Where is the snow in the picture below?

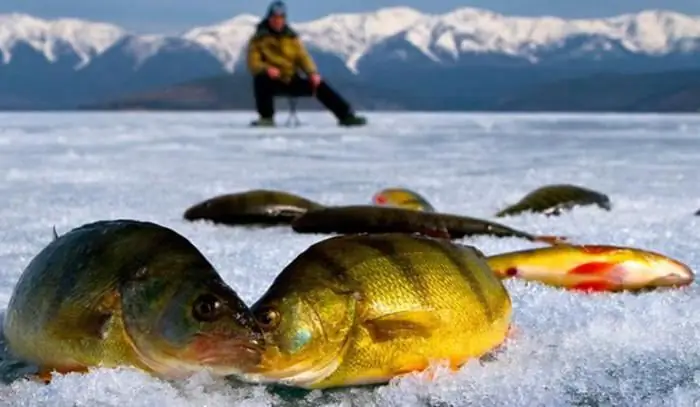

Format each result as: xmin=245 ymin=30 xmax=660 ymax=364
xmin=399 ymin=8 xmax=700 ymax=61
xmin=2 ymin=7 xmax=700 ymax=72
xmin=0 ymin=111 xmax=700 ymax=406
xmin=0 ymin=13 xmax=125 ymax=67
xmin=182 ymin=15 xmax=259 ymax=72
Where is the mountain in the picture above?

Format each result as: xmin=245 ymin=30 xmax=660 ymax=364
xmin=2 ymin=7 xmax=700 ymax=110
xmin=82 ymin=68 xmax=700 ymax=113
xmin=83 ymin=73 xmax=409 ymax=111
xmin=492 ymin=69 xmax=700 ymax=112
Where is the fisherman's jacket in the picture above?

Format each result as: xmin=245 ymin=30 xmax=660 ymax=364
xmin=246 ymin=22 xmax=317 ymax=82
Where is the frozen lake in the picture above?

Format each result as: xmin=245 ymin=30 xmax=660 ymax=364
xmin=0 ymin=111 xmax=699 ymax=406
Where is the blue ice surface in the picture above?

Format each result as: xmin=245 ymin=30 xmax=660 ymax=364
xmin=0 ymin=111 xmax=699 ymax=406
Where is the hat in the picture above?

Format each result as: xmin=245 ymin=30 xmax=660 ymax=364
xmin=266 ymin=1 xmax=287 ymax=17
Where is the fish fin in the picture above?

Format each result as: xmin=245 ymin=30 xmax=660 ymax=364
xmin=480 ymin=324 xmax=518 ymax=364
xmin=391 ymin=358 xmax=431 ymax=376
xmin=420 ymin=227 xmax=452 ymax=239
xmin=570 ymin=281 xmax=617 ymax=293
xmin=33 ymin=365 xmax=90 ymax=383
xmin=544 ymin=203 xmax=574 ymax=217
xmin=363 ymin=310 xmax=441 ymax=342
xmin=478 ymin=352 xmax=500 ymax=364
xmin=568 ymin=261 xmax=617 ymax=275
xmin=533 ymin=234 xmax=569 ymax=245
xmin=51 ymin=225 xmax=59 ymax=241
xmin=32 ymin=371 xmax=54 ymax=384
xmin=543 ymin=207 xmax=563 ymax=217
xmin=568 ymin=262 xmax=627 ymax=292
xmin=579 ymin=245 xmax=618 ymax=255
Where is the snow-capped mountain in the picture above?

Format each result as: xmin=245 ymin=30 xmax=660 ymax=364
xmin=0 ymin=13 xmax=123 ymax=67
xmin=1 ymin=6 xmax=700 ymax=109
xmin=4 ymin=7 xmax=700 ymax=72
xmin=389 ymin=9 xmax=700 ymax=62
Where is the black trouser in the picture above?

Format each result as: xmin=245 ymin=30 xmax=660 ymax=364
xmin=253 ymin=74 xmax=352 ymax=120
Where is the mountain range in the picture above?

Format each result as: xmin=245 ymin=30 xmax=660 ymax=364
xmin=2 ymin=7 xmax=700 ymax=111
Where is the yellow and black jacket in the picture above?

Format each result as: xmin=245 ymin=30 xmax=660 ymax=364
xmin=246 ymin=22 xmax=317 ymax=82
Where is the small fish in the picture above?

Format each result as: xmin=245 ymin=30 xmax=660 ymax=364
xmin=487 ymin=244 xmax=694 ymax=292
xmin=3 ymin=219 xmax=265 ymax=382
xmin=292 ymin=205 xmax=567 ymax=245
xmin=183 ymin=189 xmax=325 ymax=227
xmin=495 ymin=184 xmax=611 ymax=217
xmin=238 ymin=233 xmax=512 ymax=389
xmin=371 ymin=188 xmax=436 ymax=212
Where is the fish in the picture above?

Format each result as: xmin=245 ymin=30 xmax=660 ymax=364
xmin=495 ymin=184 xmax=611 ymax=217
xmin=183 ymin=189 xmax=325 ymax=227
xmin=486 ymin=244 xmax=695 ymax=292
xmin=238 ymin=233 xmax=513 ymax=389
xmin=371 ymin=188 xmax=436 ymax=212
xmin=3 ymin=219 xmax=265 ymax=382
xmin=292 ymin=205 xmax=567 ymax=245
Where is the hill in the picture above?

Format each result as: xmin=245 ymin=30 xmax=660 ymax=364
xmin=82 ymin=73 xmax=410 ymax=111
xmin=493 ymin=69 xmax=700 ymax=112
xmin=87 ymin=68 xmax=700 ymax=113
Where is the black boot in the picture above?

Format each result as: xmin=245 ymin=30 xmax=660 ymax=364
xmin=337 ymin=113 xmax=367 ymax=127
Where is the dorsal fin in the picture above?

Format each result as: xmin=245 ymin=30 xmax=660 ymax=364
xmin=52 ymin=225 xmax=59 ymax=241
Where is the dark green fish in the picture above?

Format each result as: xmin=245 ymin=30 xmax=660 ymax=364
xmin=3 ymin=219 xmax=264 ymax=382
xmin=291 ymin=205 xmax=566 ymax=245
xmin=495 ymin=184 xmax=611 ymax=217
xmin=183 ymin=189 xmax=325 ymax=227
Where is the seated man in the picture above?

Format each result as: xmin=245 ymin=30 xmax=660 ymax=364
xmin=246 ymin=1 xmax=367 ymax=127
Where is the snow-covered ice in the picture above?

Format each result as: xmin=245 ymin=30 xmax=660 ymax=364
xmin=0 ymin=111 xmax=699 ymax=406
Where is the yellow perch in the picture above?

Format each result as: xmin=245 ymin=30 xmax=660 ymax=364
xmin=239 ymin=233 xmax=512 ymax=389
xmin=486 ymin=244 xmax=694 ymax=292
xmin=371 ymin=188 xmax=436 ymax=212
xmin=3 ymin=219 xmax=264 ymax=382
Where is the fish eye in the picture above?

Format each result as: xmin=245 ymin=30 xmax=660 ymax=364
xmin=192 ymin=294 xmax=223 ymax=322
xmin=256 ymin=307 xmax=281 ymax=330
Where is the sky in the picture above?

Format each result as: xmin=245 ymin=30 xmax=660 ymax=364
xmin=2 ymin=0 xmax=699 ymax=34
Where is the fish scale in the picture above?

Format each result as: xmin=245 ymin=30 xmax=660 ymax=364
xmin=372 ymin=188 xmax=436 ymax=212
xmin=495 ymin=184 xmax=611 ymax=217
xmin=245 ymin=233 xmax=512 ymax=389
xmin=486 ymin=244 xmax=694 ymax=292
xmin=3 ymin=219 xmax=264 ymax=381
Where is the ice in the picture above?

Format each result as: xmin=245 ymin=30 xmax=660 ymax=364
xmin=0 ymin=111 xmax=699 ymax=406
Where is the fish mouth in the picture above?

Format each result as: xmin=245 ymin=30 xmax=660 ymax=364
xmin=183 ymin=206 xmax=205 ymax=220
xmin=190 ymin=335 xmax=266 ymax=375
xmin=372 ymin=193 xmax=388 ymax=206
xmin=652 ymin=260 xmax=695 ymax=287
xmin=648 ymin=272 xmax=694 ymax=288
xmin=238 ymin=348 xmax=343 ymax=388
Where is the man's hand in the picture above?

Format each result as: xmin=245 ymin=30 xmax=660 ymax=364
xmin=266 ymin=67 xmax=280 ymax=78
xmin=309 ymin=73 xmax=321 ymax=88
